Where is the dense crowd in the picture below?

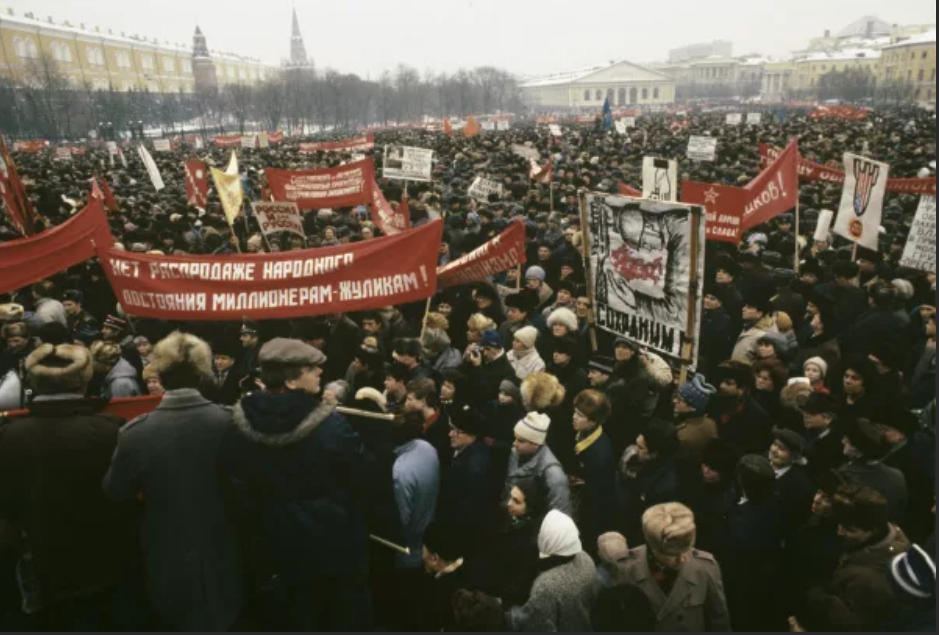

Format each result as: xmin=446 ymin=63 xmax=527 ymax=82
xmin=0 ymin=105 xmax=936 ymax=632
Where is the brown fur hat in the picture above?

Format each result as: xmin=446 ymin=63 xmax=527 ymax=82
xmin=781 ymin=381 xmax=814 ymax=411
xmin=521 ymin=372 xmax=566 ymax=412
xmin=26 ymin=344 xmax=94 ymax=395
xmin=149 ymin=332 xmax=213 ymax=380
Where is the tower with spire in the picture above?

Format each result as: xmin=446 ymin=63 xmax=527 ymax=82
xmin=192 ymin=26 xmax=219 ymax=92
xmin=287 ymin=7 xmax=312 ymax=68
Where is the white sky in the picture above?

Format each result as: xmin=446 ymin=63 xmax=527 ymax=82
xmin=5 ymin=0 xmax=935 ymax=77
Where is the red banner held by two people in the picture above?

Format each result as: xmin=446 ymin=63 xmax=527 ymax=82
xmin=298 ymin=134 xmax=375 ymax=154
xmin=265 ymin=159 xmax=376 ymax=211
xmin=437 ymin=221 xmax=527 ymax=289
xmin=96 ymin=220 xmax=444 ymax=321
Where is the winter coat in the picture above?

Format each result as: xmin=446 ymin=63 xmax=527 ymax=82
xmin=465 ymin=353 xmax=515 ymax=404
xmin=0 ymin=398 xmax=138 ymax=603
xmin=774 ymin=465 xmax=816 ymax=540
xmin=606 ymin=360 xmax=659 ymax=457
xmin=882 ymin=433 xmax=936 ymax=543
xmin=507 ymin=348 xmax=546 ymax=381
xmin=700 ymin=307 xmax=736 ymax=375
xmin=842 ymin=306 xmax=908 ymax=358
xmin=437 ymin=440 xmax=493 ymax=550
xmin=732 ymin=315 xmax=778 ymax=364
xmin=709 ymin=394 xmax=773 ymax=455
xmin=783 ymin=516 xmax=844 ymax=615
xmin=573 ymin=428 xmax=616 ymax=554
xmin=504 ymin=444 xmax=573 ymax=516
xmin=391 ymin=439 xmax=439 ymax=569
xmin=618 ymin=458 xmax=685 ymax=548
xmin=431 ymin=347 xmax=463 ymax=375
xmin=815 ymin=282 xmax=869 ymax=328
xmin=100 ymin=358 xmax=143 ymax=400
xmin=772 ymin=288 xmax=807 ymax=330
xmin=908 ymin=344 xmax=936 ymax=408
xmin=806 ymin=525 xmax=911 ymax=631
xmin=611 ymin=546 xmax=732 ymax=632
xmin=507 ymin=552 xmax=599 ymax=632
xmin=34 ymin=297 xmax=67 ymax=326
xmin=804 ymin=425 xmax=846 ymax=482
xmin=675 ymin=414 xmax=719 ymax=456
xmin=218 ymin=391 xmax=374 ymax=585
xmin=836 ymin=459 xmax=908 ymax=526
xmin=103 ymin=389 xmax=242 ymax=631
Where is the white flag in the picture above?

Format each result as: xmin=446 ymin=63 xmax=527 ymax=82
xmin=834 ymin=153 xmax=889 ymax=251
xmin=118 ymin=148 xmax=128 ymax=169
xmin=137 ymin=145 xmax=165 ymax=191
xmin=225 ymin=150 xmax=239 ymax=176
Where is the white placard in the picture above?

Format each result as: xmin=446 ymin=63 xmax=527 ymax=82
xmin=153 ymin=139 xmax=171 ymax=152
xmin=383 ymin=145 xmax=434 ymax=182
xmin=834 ymin=153 xmax=889 ymax=250
xmin=468 ymin=177 xmax=505 ymax=204
xmin=625 ymin=117 xmax=637 ymax=129
xmin=687 ymin=136 xmax=717 ymax=162
xmin=55 ymin=147 xmax=71 ymax=161
xmin=614 ymin=120 xmax=627 ymax=135
xmin=257 ymin=132 xmax=270 ymax=149
xmin=726 ymin=113 xmax=743 ymax=126
xmin=106 ymin=141 xmax=118 ymax=155
xmin=747 ymin=113 xmax=763 ymax=125
xmin=482 ymin=121 xmax=496 ymax=132
xmin=549 ymin=124 xmax=563 ymax=137
xmin=512 ymin=144 xmax=541 ymax=161
xmin=252 ymin=201 xmax=305 ymax=239
xmin=642 ymin=157 xmax=679 ymax=202
xmin=815 ymin=210 xmax=835 ymax=242
xmin=496 ymin=120 xmax=511 ymax=131
xmin=241 ymin=136 xmax=257 ymax=149
xmin=899 ymin=196 xmax=936 ymax=273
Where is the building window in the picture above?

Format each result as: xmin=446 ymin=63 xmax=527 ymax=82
xmin=653 ymin=87 xmax=660 ymax=99
xmin=595 ymin=89 xmax=601 ymax=100
xmin=584 ymin=90 xmax=590 ymax=101
xmin=618 ymin=87 xmax=626 ymax=105
xmin=51 ymin=41 xmax=72 ymax=63
xmin=919 ymin=70 xmax=925 ymax=82
xmin=642 ymin=88 xmax=649 ymax=100
xmin=115 ymin=51 xmax=132 ymax=69
xmin=182 ymin=60 xmax=192 ymax=74
xmin=931 ymin=69 xmax=936 ymax=82
xmin=86 ymin=47 xmax=105 ymax=66
xmin=141 ymin=54 xmax=154 ymax=70
xmin=14 ymin=37 xmax=39 ymax=59
xmin=163 ymin=58 xmax=175 ymax=73
xmin=92 ymin=79 xmax=109 ymax=91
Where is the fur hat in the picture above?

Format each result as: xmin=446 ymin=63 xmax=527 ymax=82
xmin=521 ymin=372 xmax=566 ymax=411
xmin=547 ymin=307 xmax=578 ymax=332
xmin=505 ymin=292 xmax=535 ymax=313
xmin=355 ymin=387 xmax=387 ymax=412
xmin=26 ymin=344 xmax=94 ymax=395
xmin=513 ymin=326 xmax=539 ymax=350
xmin=467 ymin=313 xmax=496 ymax=333
xmin=515 ymin=412 xmax=551 ymax=446
xmin=0 ymin=303 xmax=25 ymax=324
xmin=642 ymin=503 xmax=696 ymax=557
xmin=780 ymin=380 xmax=814 ymax=411
xmin=148 ymin=332 xmax=213 ymax=382
xmin=803 ymin=356 xmax=828 ymax=379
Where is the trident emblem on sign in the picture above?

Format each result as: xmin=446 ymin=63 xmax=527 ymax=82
xmin=853 ymin=158 xmax=881 ymax=217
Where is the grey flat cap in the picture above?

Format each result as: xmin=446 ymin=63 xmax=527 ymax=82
xmin=259 ymin=338 xmax=327 ymax=367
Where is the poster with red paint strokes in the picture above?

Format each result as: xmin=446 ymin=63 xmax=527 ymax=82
xmin=584 ymin=194 xmax=705 ymax=364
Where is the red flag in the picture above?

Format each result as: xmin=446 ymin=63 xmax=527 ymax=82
xmin=368 ymin=178 xmax=410 ymax=236
xmin=100 ymin=178 xmax=119 ymax=212
xmin=464 ymin=115 xmax=481 ymax=138
xmin=183 ymin=160 xmax=209 ymax=209
xmin=398 ymin=191 xmax=411 ymax=225
xmin=617 ymin=181 xmax=642 ymax=197
xmin=90 ymin=177 xmax=104 ymax=202
xmin=0 ymin=136 xmax=36 ymax=235
xmin=530 ymin=159 xmax=553 ymax=184
xmin=741 ymin=139 xmax=799 ymax=230
xmin=681 ymin=181 xmax=747 ymax=243
xmin=443 ymin=119 xmax=453 ymax=137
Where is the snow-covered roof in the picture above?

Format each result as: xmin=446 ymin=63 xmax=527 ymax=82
xmin=883 ymin=29 xmax=937 ymax=49
xmin=798 ymin=48 xmax=882 ymax=63
xmin=690 ymin=56 xmax=739 ymax=66
xmin=520 ymin=63 xmax=614 ymax=87
xmin=838 ymin=15 xmax=892 ymax=39
xmin=520 ymin=60 xmax=671 ymax=87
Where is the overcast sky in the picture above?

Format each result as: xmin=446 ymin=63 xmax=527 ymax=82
xmin=6 ymin=0 xmax=934 ymax=77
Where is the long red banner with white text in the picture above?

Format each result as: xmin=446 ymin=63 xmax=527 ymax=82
xmin=299 ymin=134 xmax=375 ymax=154
xmin=437 ymin=221 xmax=527 ymax=289
xmin=96 ymin=220 xmax=443 ymax=321
xmin=760 ymin=144 xmax=936 ymax=195
xmin=266 ymin=159 xmax=375 ymax=210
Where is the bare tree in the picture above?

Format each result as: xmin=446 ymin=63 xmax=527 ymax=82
xmin=224 ymin=83 xmax=254 ymax=134
xmin=255 ymin=76 xmax=287 ymax=131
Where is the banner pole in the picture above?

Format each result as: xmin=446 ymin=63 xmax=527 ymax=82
xmin=578 ymin=191 xmax=598 ymax=353
xmin=419 ymin=296 xmax=433 ymax=342
xmin=227 ymin=222 xmax=243 ymax=254
xmin=679 ymin=205 xmax=703 ymax=386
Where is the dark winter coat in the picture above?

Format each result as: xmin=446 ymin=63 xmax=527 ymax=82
xmin=700 ymin=307 xmax=736 ymax=375
xmin=774 ymin=465 xmax=817 ymax=540
xmin=487 ymin=514 xmax=542 ymax=608
xmin=573 ymin=428 xmax=616 ymax=554
xmin=842 ymin=307 xmax=908 ymax=358
xmin=464 ymin=353 xmax=514 ymax=405
xmin=882 ymin=433 xmax=936 ymax=543
xmin=709 ymin=394 xmax=773 ymax=455
xmin=606 ymin=360 xmax=659 ymax=457
xmin=437 ymin=440 xmax=493 ymax=550
xmin=815 ymin=282 xmax=869 ymax=329
xmin=618 ymin=458 xmax=685 ymax=548
xmin=784 ymin=516 xmax=844 ymax=616
xmin=804 ymin=425 xmax=846 ymax=482
xmin=836 ymin=459 xmax=908 ymax=526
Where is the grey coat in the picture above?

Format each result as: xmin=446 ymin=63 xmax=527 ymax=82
xmin=101 ymin=358 xmax=142 ymax=400
xmin=611 ymin=546 xmax=732 ymax=632
xmin=507 ymin=551 xmax=599 ymax=632
xmin=504 ymin=444 xmax=572 ymax=516
xmin=102 ymin=389 xmax=241 ymax=631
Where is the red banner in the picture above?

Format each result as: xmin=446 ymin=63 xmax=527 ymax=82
xmin=1 ymin=137 xmax=36 ymax=235
xmin=266 ymin=159 xmax=375 ymax=210
xmin=741 ymin=139 xmax=800 ymax=230
xmin=213 ymin=134 xmax=242 ymax=148
xmin=1 ymin=395 xmax=162 ymax=421
xmin=809 ymin=105 xmax=869 ymax=121
xmin=0 ymin=199 xmax=112 ymax=294
xmin=96 ymin=220 xmax=443 ymax=321
xmin=299 ymin=134 xmax=375 ymax=154
xmin=12 ymin=140 xmax=44 ymax=153
xmin=681 ymin=182 xmax=746 ymax=243
xmin=617 ymin=181 xmax=642 ymax=197
xmin=184 ymin=160 xmax=209 ymax=209
xmin=369 ymin=179 xmax=410 ymax=236
xmin=760 ymin=145 xmax=937 ymax=195
xmin=268 ymin=131 xmax=284 ymax=144
xmin=437 ymin=221 xmax=527 ymax=289
xmin=100 ymin=179 xmax=118 ymax=212
xmin=530 ymin=159 xmax=552 ymax=184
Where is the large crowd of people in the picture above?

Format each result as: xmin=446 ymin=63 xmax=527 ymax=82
xmin=0 ymin=104 xmax=936 ymax=632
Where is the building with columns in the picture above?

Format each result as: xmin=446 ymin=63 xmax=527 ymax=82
xmin=520 ymin=60 xmax=676 ymax=109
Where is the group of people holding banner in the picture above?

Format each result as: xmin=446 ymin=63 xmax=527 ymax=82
xmin=0 ymin=102 xmax=936 ymax=632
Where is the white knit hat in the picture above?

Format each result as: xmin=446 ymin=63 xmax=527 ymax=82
xmin=547 ymin=307 xmax=578 ymax=332
xmin=514 ymin=412 xmax=551 ymax=446
xmin=803 ymin=356 xmax=828 ymax=379
xmin=538 ymin=510 xmax=582 ymax=559
xmin=514 ymin=326 xmax=539 ymax=350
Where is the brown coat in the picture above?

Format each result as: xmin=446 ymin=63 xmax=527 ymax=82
xmin=807 ymin=524 xmax=911 ymax=630
xmin=611 ymin=546 xmax=732 ymax=632
xmin=675 ymin=416 xmax=719 ymax=456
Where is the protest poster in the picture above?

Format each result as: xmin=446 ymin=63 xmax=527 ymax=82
xmin=241 ymin=135 xmax=257 ymax=150
xmin=759 ymin=145 xmax=936 ymax=195
xmin=496 ymin=120 xmax=511 ymax=131
xmin=726 ymin=113 xmax=743 ymax=126
xmin=642 ymin=157 xmax=678 ymax=202
xmin=183 ymin=161 xmax=209 ymax=209
xmin=437 ymin=221 xmax=527 ymax=289
xmin=106 ymin=141 xmax=118 ymax=155
xmin=153 ymin=139 xmax=171 ymax=152
xmin=369 ymin=179 xmax=410 ymax=236
xmin=468 ymin=177 xmax=504 ymax=204
xmin=511 ymin=145 xmax=541 ymax=161
xmin=614 ymin=120 xmax=627 ymax=135
xmin=747 ymin=113 xmax=763 ymax=125
xmin=482 ymin=121 xmax=496 ymax=132
xmin=681 ymin=181 xmax=746 ymax=243
xmin=687 ymin=136 xmax=717 ymax=162
xmin=624 ymin=117 xmax=637 ymax=129
xmin=834 ymin=153 xmax=889 ymax=251
xmin=549 ymin=124 xmax=563 ymax=137
xmin=252 ymin=202 xmax=305 ymax=239
xmin=266 ymin=159 xmax=375 ymax=210
xmin=214 ymin=134 xmax=242 ymax=148
xmin=583 ymin=194 xmax=705 ymax=363
xmin=383 ymin=145 xmax=434 ymax=182
xmin=55 ymin=147 xmax=71 ymax=162
xmin=268 ymin=131 xmax=284 ymax=144
xmin=299 ymin=134 xmax=375 ymax=153
xmin=900 ymin=196 xmax=935 ymax=273
xmin=95 ymin=220 xmax=444 ymax=321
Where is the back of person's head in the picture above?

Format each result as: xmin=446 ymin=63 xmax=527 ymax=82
xmin=90 ymin=341 xmax=122 ymax=367
xmin=37 ymin=322 xmax=71 ymax=347
xmin=592 ymin=584 xmax=657 ymax=632
xmin=31 ymin=279 xmax=57 ymax=299
xmin=573 ymin=389 xmax=612 ymax=425
xmin=407 ymin=377 xmax=438 ymax=408
xmin=869 ymin=282 xmax=896 ymax=308
xmin=424 ymin=522 xmax=462 ymax=563
xmin=451 ymin=590 xmax=506 ymax=631
xmin=643 ymin=420 xmax=680 ymax=458
xmin=149 ymin=332 xmax=213 ymax=390
xmin=736 ymin=454 xmax=776 ymax=503
xmin=833 ymin=485 xmax=888 ymax=532
xmin=642 ymin=503 xmax=697 ymax=556
xmin=25 ymin=344 xmax=94 ymax=396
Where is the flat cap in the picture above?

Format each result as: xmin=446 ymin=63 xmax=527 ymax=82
xmin=259 ymin=338 xmax=327 ymax=367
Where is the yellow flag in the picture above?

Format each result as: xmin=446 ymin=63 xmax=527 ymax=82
xmin=210 ymin=167 xmax=243 ymax=226
xmin=225 ymin=150 xmax=239 ymax=176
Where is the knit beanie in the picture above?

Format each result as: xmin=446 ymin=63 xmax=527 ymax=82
xmin=514 ymin=326 xmax=539 ymax=350
xmin=803 ymin=356 xmax=828 ymax=379
xmin=500 ymin=379 xmax=522 ymax=403
xmin=515 ymin=412 xmax=551 ymax=446
xmin=642 ymin=503 xmax=697 ymax=557
xmin=547 ymin=307 xmax=578 ymax=332
xmin=677 ymin=375 xmax=717 ymax=416
xmin=538 ymin=510 xmax=582 ymax=559
xmin=525 ymin=266 xmax=547 ymax=282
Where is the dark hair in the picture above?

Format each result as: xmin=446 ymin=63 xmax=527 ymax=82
xmin=451 ymin=590 xmax=506 ymax=632
xmin=643 ymin=420 xmax=680 ymax=458
xmin=38 ymin=322 xmax=71 ymax=347
xmin=407 ymin=377 xmax=438 ymax=408
xmin=31 ymin=279 xmax=57 ymax=299
xmin=509 ymin=477 xmax=547 ymax=520
xmin=424 ymin=522 xmax=462 ymax=562
xmin=833 ymin=484 xmax=888 ymax=532
xmin=574 ymin=389 xmax=612 ymax=425
xmin=753 ymin=358 xmax=789 ymax=390
xmin=385 ymin=362 xmax=410 ymax=383
xmin=393 ymin=411 xmax=425 ymax=446
xmin=260 ymin=364 xmax=306 ymax=391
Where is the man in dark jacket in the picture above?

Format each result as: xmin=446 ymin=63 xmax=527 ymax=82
xmin=837 ymin=418 xmax=909 ymax=527
xmin=700 ymin=283 xmax=736 ymax=377
xmin=715 ymin=254 xmax=745 ymax=335
xmin=841 ymin=283 xmax=907 ymax=358
xmin=217 ymin=338 xmax=375 ymax=631
xmin=815 ymin=261 xmax=869 ymax=329
xmin=801 ymin=392 xmax=846 ymax=481
xmin=771 ymin=269 xmax=807 ymax=331
xmin=463 ymin=330 xmax=514 ymax=405
xmin=768 ymin=429 xmax=817 ymax=542
xmin=708 ymin=361 xmax=772 ymax=455
xmin=0 ymin=344 xmax=139 ymax=630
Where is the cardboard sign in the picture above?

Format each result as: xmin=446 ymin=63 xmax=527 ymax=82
xmin=383 ymin=145 xmax=434 ymax=182
xmin=899 ymin=196 xmax=936 ymax=273
xmin=834 ymin=153 xmax=890 ymax=251
xmin=257 ymin=132 xmax=270 ymax=149
xmin=642 ymin=157 xmax=678 ymax=202
xmin=468 ymin=177 xmax=504 ymax=204
xmin=106 ymin=141 xmax=118 ymax=155
xmin=153 ymin=139 xmax=171 ymax=152
xmin=241 ymin=136 xmax=257 ymax=149
xmin=55 ymin=147 xmax=72 ymax=161
xmin=614 ymin=120 xmax=628 ymax=135
xmin=549 ymin=124 xmax=563 ymax=137
xmin=481 ymin=121 xmax=496 ymax=132
xmin=726 ymin=113 xmax=742 ymax=126
xmin=687 ymin=137 xmax=717 ymax=162
xmin=252 ymin=202 xmax=305 ymax=239
xmin=496 ymin=120 xmax=511 ymax=131
xmin=624 ymin=117 xmax=637 ymax=129
xmin=747 ymin=113 xmax=763 ymax=125
xmin=512 ymin=145 xmax=541 ymax=161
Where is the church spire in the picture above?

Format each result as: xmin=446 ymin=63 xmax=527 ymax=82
xmin=193 ymin=26 xmax=210 ymax=59
xmin=289 ymin=7 xmax=309 ymax=67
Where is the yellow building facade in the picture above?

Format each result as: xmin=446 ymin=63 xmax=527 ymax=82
xmin=0 ymin=8 xmax=274 ymax=93
xmin=881 ymin=30 xmax=936 ymax=102
xmin=790 ymin=50 xmax=881 ymax=92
